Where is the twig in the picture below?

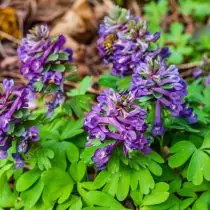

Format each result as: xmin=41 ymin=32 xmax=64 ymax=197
xmin=0 ymin=30 xmax=20 ymax=44
xmin=178 ymin=61 xmax=203 ymax=70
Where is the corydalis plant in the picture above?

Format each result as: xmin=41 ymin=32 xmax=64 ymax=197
xmin=0 ymin=79 xmax=39 ymax=168
xmin=84 ymin=89 xmax=150 ymax=169
xmin=18 ymin=25 xmax=74 ymax=115
xmin=97 ymin=6 xmax=160 ymax=76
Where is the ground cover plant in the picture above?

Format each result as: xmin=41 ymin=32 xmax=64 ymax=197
xmin=0 ymin=1 xmax=210 ymax=210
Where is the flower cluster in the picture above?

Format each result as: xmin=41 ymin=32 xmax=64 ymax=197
xmin=131 ymin=50 xmax=197 ymax=136
xmin=84 ymin=89 xmax=150 ymax=169
xmin=18 ymin=25 xmax=74 ymax=115
xmin=0 ymin=79 xmax=39 ymax=168
xmin=97 ymin=6 xmax=160 ymax=76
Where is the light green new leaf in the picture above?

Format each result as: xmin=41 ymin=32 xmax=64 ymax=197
xmin=41 ymin=167 xmax=74 ymax=203
xmin=69 ymin=196 xmax=83 ymax=210
xmin=64 ymin=142 xmax=80 ymax=163
xmin=142 ymin=182 xmax=169 ymax=206
xmin=187 ymin=150 xmax=210 ymax=185
xmin=141 ymin=194 xmax=180 ymax=210
xmin=69 ymin=161 xmax=86 ymax=182
xmin=94 ymin=171 xmax=110 ymax=189
xmin=116 ymin=169 xmax=130 ymax=201
xmin=60 ymin=119 xmax=84 ymax=140
xmin=16 ymin=169 xmax=41 ymax=192
xmin=57 ymin=195 xmax=82 ymax=210
xmin=103 ymin=172 xmax=120 ymax=197
xmin=138 ymin=168 xmax=155 ymax=194
xmin=201 ymin=132 xmax=210 ymax=149
xmin=0 ymin=173 xmax=17 ymax=208
xmin=131 ymin=188 xmax=143 ymax=206
xmin=69 ymin=76 xmax=92 ymax=96
xmin=168 ymin=141 xmax=196 ymax=168
xmin=86 ymin=191 xmax=126 ymax=210
xmin=21 ymin=179 xmax=44 ymax=208
xmin=192 ymin=191 xmax=210 ymax=210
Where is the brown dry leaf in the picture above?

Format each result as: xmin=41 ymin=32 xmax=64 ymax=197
xmin=51 ymin=10 xmax=86 ymax=36
xmin=72 ymin=0 xmax=93 ymax=21
xmin=0 ymin=56 xmax=18 ymax=69
xmin=51 ymin=0 xmax=97 ymax=43
xmin=0 ymin=7 xmax=21 ymax=39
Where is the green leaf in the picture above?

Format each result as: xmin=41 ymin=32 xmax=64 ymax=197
xmin=142 ymin=182 xmax=169 ymax=206
xmin=47 ymin=53 xmax=59 ymax=61
xmin=64 ymin=64 xmax=77 ymax=72
xmin=68 ymin=76 xmax=92 ymax=96
xmin=16 ymin=169 xmax=41 ymax=192
xmin=21 ymin=179 xmax=44 ymax=208
xmin=116 ymin=169 xmax=130 ymax=201
xmin=57 ymin=195 xmax=82 ymax=210
xmin=33 ymin=81 xmax=44 ymax=92
xmin=117 ymin=76 xmax=132 ymax=91
xmin=98 ymin=74 xmax=119 ymax=89
xmin=187 ymin=149 xmax=210 ymax=185
xmin=168 ymin=141 xmax=196 ymax=168
xmin=52 ymin=64 xmax=66 ymax=72
xmin=82 ymin=208 xmax=115 ymax=210
xmin=60 ymin=119 xmax=84 ymax=140
xmin=69 ymin=161 xmax=86 ymax=182
xmin=192 ymin=191 xmax=210 ymax=210
xmin=201 ymin=132 xmax=210 ymax=149
xmin=0 ymin=173 xmax=17 ymax=208
xmin=41 ymin=167 xmax=74 ymax=203
xmin=131 ymin=188 xmax=143 ymax=206
xmin=69 ymin=196 xmax=83 ymax=210
xmin=94 ymin=171 xmax=110 ymax=189
xmin=86 ymin=191 xmax=126 ymax=209
xmin=139 ymin=168 xmax=155 ymax=194
xmin=64 ymin=142 xmax=80 ymax=163
xmin=58 ymin=52 xmax=69 ymax=60
xmin=103 ymin=172 xmax=120 ymax=197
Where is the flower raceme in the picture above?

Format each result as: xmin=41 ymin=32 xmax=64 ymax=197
xmin=131 ymin=50 xmax=197 ymax=136
xmin=0 ymin=79 xmax=39 ymax=168
xmin=97 ymin=6 xmax=160 ymax=76
xmin=18 ymin=25 xmax=74 ymax=115
xmin=84 ymin=89 xmax=150 ymax=170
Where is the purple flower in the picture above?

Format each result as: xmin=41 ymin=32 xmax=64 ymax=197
xmin=192 ymin=68 xmax=202 ymax=78
xmin=12 ymin=153 xmax=24 ymax=169
xmin=97 ymin=6 xmax=160 ymax=76
xmin=205 ymin=75 xmax=210 ymax=87
xmin=18 ymin=24 xmax=74 ymax=115
xmin=92 ymin=145 xmax=114 ymax=170
xmin=179 ymin=103 xmax=198 ymax=124
xmin=18 ymin=126 xmax=39 ymax=153
xmin=84 ymin=89 xmax=150 ymax=169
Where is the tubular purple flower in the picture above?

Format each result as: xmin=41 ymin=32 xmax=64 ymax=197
xmin=12 ymin=153 xmax=24 ymax=169
xmin=192 ymin=68 xmax=202 ymax=78
xmin=92 ymin=145 xmax=114 ymax=170
xmin=152 ymin=100 xmax=165 ymax=136
xmin=84 ymin=89 xmax=150 ymax=169
xmin=205 ymin=75 xmax=210 ymax=87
